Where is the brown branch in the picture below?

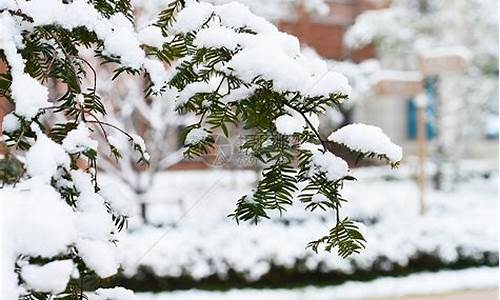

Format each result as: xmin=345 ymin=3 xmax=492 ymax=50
xmin=6 ymin=9 xmax=34 ymax=22
xmin=282 ymin=101 xmax=328 ymax=151
xmin=85 ymin=118 xmax=134 ymax=141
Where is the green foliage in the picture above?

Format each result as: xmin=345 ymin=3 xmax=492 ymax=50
xmin=168 ymin=10 xmax=391 ymax=258
xmin=92 ymin=0 xmax=134 ymax=20
xmin=156 ymin=0 xmax=186 ymax=27
xmin=0 ymin=155 xmax=24 ymax=185
xmin=308 ymin=218 xmax=366 ymax=258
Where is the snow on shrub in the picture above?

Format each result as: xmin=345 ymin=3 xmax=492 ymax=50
xmin=114 ymin=168 xmax=497 ymax=284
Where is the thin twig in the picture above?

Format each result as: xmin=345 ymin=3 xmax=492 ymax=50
xmin=87 ymin=113 xmax=111 ymax=145
xmin=282 ymin=101 xmax=328 ymax=151
xmin=76 ymin=57 xmax=98 ymax=96
xmin=85 ymin=119 xmax=134 ymax=141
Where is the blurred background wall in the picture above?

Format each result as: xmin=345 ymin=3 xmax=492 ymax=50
xmin=277 ymin=0 xmax=498 ymax=163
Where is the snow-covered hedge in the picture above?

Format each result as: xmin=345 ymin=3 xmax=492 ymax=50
xmin=110 ymin=166 xmax=497 ymax=290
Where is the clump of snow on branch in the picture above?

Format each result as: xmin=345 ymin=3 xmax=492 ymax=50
xmin=21 ymin=260 xmax=74 ymax=295
xmin=130 ymin=134 xmax=150 ymax=161
xmin=62 ymin=123 xmax=98 ymax=154
xmin=171 ymin=1 xmax=215 ymax=33
xmin=0 ymin=12 xmax=49 ymax=118
xmin=185 ymin=127 xmax=210 ymax=145
xmin=76 ymin=239 xmax=120 ymax=278
xmin=25 ymin=133 xmax=70 ymax=181
xmin=223 ymin=29 xmax=351 ymax=95
xmin=274 ymin=114 xmax=305 ymax=135
xmin=138 ymin=25 xmax=166 ymax=48
xmin=311 ymin=193 xmax=328 ymax=204
xmin=328 ymin=123 xmax=403 ymax=163
xmin=309 ymin=151 xmax=350 ymax=182
xmin=193 ymin=26 xmax=240 ymax=50
xmin=2 ymin=113 xmax=21 ymax=132
xmin=306 ymin=71 xmax=352 ymax=98
xmin=177 ymin=78 xmax=221 ymax=106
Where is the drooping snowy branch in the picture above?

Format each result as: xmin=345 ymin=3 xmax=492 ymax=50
xmin=328 ymin=123 xmax=403 ymax=164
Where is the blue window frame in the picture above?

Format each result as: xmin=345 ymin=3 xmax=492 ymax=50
xmin=407 ymin=76 xmax=438 ymax=140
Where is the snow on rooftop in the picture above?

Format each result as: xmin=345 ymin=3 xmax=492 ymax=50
xmin=418 ymin=45 xmax=472 ymax=61
xmin=371 ymin=69 xmax=423 ymax=84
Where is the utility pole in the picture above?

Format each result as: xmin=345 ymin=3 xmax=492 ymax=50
xmin=372 ymin=70 xmax=426 ymax=214
xmin=415 ymin=93 xmax=427 ymax=214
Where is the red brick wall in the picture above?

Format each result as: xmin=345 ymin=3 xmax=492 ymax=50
xmin=278 ymin=0 xmax=378 ymax=62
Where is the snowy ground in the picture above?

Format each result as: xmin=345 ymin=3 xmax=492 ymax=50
xmin=136 ymin=267 xmax=498 ymax=300
xmin=105 ymin=161 xmax=497 ymax=285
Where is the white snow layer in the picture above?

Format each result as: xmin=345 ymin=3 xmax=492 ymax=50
xmin=137 ymin=267 xmax=498 ymax=300
xmin=309 ymin=151 xmax=350 ymax=181
xmin=311 ymin=193 xmax=328 ymax=204
xmin=25 ymin=133 xmax=70 ymax=181
xmin=185 ymin=128 xmax=209 ymax=145
xmin=328 ymin=123 xmax=403 ymax=162
xmin=76 ymin=239 xmax=120 ymax=278
xmin=1 ymin=184 xmax=76 ymax=299
xmin=274 ymin=114 xmax=305 ymax=135
xmin=62 ymin=123 xmax=98 ymax=154
xmin=138 ymin=26 xmax=166 ymax=48
xmin=1 ymin=113 xmax=21 ymax=132
xmin=21 ymin=260 xmax=74 ymax=294
xmin=88 ymin=287 xmax=138 ymax=300
xmin=193 ymin=25 xmax=240 ymax=50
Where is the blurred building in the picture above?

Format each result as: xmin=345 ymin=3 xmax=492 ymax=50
xmin=278 ymin=0 xmax=498 ymax=162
